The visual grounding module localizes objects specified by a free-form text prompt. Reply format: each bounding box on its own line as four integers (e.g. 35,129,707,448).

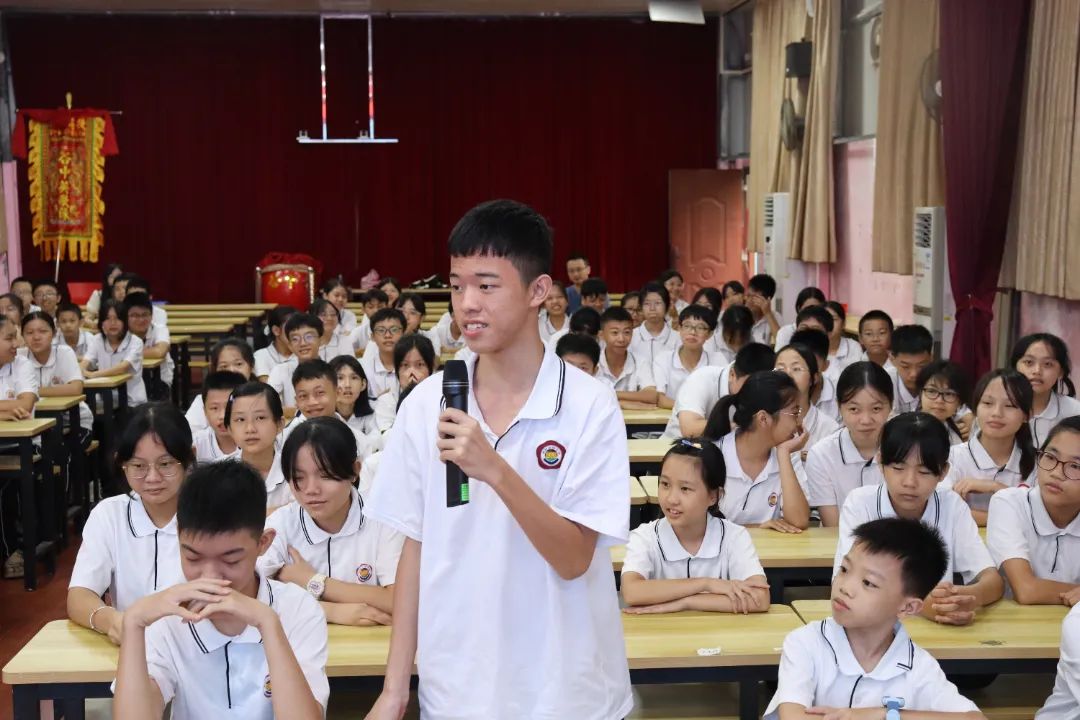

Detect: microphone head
443,359,469,392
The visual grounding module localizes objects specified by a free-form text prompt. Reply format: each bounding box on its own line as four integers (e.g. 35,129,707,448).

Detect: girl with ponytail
703,371,810,532
621,438,771,614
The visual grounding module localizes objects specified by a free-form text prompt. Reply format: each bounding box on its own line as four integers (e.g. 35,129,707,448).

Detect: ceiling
1,0,746,15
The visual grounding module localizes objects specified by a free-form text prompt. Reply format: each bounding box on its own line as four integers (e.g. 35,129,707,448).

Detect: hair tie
678,438,703,450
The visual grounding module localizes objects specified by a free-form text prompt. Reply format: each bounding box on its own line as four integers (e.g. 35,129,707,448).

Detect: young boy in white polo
113,459,328,720
366,199,633,719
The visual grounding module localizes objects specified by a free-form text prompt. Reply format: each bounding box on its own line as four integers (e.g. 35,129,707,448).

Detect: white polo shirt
279,412,375,461
887,366,919,414
193,426,232,463
773,323,795,350
348,322,371,353
860,351,895,373
703,333,736,365
258,488,404,588
751,317,771,345
83,331,147,406
186,395,208,434
1031,391,1080,448
815,375,840,421
661,363,731,440
434,311,466,351
220,448,291,508
367,349,633,719
54,328,93,359
253,344,291,380
805,428,884,509
374,388,399,432
144,323,174,386
130,575,329,719
802,405,839,453
653,347,725,400
318,332,353,362
539,312,570,345
824,337,862,385
835,484,995,584
622,516,764,581
357,450,382,498
716,432,809,525
18,345,91,429
596,349,654,392
630,322,680,367
69,493,183,611
987,486,1080,586
0,354,38,405
267,356,300,408
942,435,1033,513
339,307,358,332
1036,603,1080,719
763,618,978,719
358,344,398,401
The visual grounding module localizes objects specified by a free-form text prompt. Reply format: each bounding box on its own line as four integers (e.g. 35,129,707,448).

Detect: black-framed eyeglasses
921,387,960,403
1037,451,1080,481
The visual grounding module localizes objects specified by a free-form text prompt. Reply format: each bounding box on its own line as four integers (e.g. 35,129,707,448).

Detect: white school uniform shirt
54,328,93,359
348,321,371,352
357,450,381,498
629,322,680,367
1037,603,1080,719
193,426,233,463
152,304,167,327
538,312,570,345
339,307,358,332
420,327,443,356
662,363,731,439
358,344,398,401
825,337,862,384
802,404,840,452
221,448,291,508
653,347,724,400
763,617,978,719
773,322,795,349
716,432,809,525
280,411,375,461
258,488,404,588
886,366,919,414
703,333,736,365
253,344,291,380
622,516,765,582
0,354,39,405
367,350,633,720
987,486,1080,587
941,435,1033,513
185,395,208,433
83,331,147,406
267,356,300,407
815,374,840,421
596,349,655,392
545,327,570,352
318,332,353,362
1031,391,1080,448
374,387,399,432
750,316,771,345
125,574,329,720
144,322,174,386
834,484,995,583
859,350,895,373
805,428,884,509
18,345,92,429
69,493,183,611
434,311,466,351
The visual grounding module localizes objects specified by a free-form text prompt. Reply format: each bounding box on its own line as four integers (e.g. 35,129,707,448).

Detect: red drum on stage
255,253,321,310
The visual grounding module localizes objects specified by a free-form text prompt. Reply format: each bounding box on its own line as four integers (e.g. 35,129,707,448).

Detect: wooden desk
750,526,838,603
0,418,58,590
637,475,659,503
628,438,672,473
622,408,671,434
170,334,192,406
35,395,89,540
630,477,648,506
84,374,132,497
163,303,275,312
792,599,1066,674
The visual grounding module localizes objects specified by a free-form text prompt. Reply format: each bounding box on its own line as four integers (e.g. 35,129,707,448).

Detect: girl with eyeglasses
310,298,353,362
987,415,1080,606
915,360,972,445
774,342,838,458
67,403,193,644
655,305,724,410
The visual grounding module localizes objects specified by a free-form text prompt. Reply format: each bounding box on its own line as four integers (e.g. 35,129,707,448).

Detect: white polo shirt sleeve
986,488,1030,567
620,524,658,579
1038,605,1080,719
68,502,116,594
804,443,838,507
673,366,720,420
257,507,293,577
13,356,38,398
951,501,995,583
374,519,406,585
124,335,144,373
763,624,818,717
53,346,82,385
82,335,101,370
267,364,290,402
253,347,275,379
652,355,672,395
143,621,180,706
833,493,865,576
286,593,331,710
726,523,766,580
632,352,656,390
368,392,427,541
549,390,631,547
908,648,981,711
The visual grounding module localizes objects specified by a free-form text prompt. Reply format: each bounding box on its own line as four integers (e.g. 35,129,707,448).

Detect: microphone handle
445,392,470,507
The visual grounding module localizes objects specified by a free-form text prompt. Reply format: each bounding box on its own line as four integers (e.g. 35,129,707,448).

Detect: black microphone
443,360,470,507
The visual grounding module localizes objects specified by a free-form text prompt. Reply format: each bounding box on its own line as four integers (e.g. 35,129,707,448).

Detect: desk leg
97,391,115,498
42,423,63,553
117,384,129,427
12,684,40,720
180,342,191,407
65,406,87,533
20,438,37,591
57,697,86,720
738,679,759,720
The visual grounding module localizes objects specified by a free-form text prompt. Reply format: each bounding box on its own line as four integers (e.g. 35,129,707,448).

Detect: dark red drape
939,0,1030,380
7,14,716,302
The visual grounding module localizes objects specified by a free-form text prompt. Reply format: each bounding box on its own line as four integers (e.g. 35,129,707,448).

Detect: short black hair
57,301,82,319
281,416,359,486
748,274,777,298
837,360,895,406
282,312,324,338
850,518,948,599
371,307,406,330
1044,415,1080,450
0,293,24,317
569,307,602,336
721,280,745,298
21,310,55,334
1011,333,1076,398
567,252,589,265
691,288,723,319
556,332,601,367
310,298,339,325
32,278,59,293
789,328,829,362
880,411,951,476
124,274,150,294
97,298,129,336
600,306,632,328
825,300,846,323
123,291,153,313
329,355,374,418
225,381,284,426
292,358,336,388
395,291,427,316
114,403,195,485
362,289,389,305
732,343,776,378
210,338,256,377
916,360,971,406
393,333,436,375
620,290,642,307
859,309,895,333
178,459,266,538
721,304,754,345
794,286,826,312
640,281,670,310
891,324,934,357
447,199,553,283
10,276,31,288
201,370,247,400
679,303,717,331
379,277,402,294
796,305,835,334
658,269,683,284
581,278,608,299
267,305,298,330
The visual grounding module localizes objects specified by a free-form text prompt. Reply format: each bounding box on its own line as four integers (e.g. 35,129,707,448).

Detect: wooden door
668,169,747,299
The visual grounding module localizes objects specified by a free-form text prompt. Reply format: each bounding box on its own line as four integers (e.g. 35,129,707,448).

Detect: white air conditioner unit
762,192,808,324
912,206,956,358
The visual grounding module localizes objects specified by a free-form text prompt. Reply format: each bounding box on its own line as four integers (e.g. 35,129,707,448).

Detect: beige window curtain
870,0,944,274
1001,0,1080,300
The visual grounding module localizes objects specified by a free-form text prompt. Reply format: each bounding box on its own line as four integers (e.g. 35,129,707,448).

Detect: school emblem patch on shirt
768,492,779,507
356,564,373,583
263,674,272,698
536,440,565,469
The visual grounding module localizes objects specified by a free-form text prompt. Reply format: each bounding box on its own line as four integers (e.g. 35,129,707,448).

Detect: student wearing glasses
359,308,406,401
267,313,324,413
654,305,725,410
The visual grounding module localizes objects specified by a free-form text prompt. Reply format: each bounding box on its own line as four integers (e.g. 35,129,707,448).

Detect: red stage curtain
7,15,717,302
939,0,1030,379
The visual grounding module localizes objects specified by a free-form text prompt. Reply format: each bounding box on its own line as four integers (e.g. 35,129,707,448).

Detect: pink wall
830,139,914,322
1018,292,1080,357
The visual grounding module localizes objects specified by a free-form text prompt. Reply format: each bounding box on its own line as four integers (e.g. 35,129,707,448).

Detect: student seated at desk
659,269,688,323
9,276,37,315
806,362,892,526
254,305,297,382
630,282,678,365
620,290,644,329
764,517,984,720
0,316,39,578
887,325,935,415
283,360,376,459
0,293,26,348
745,273,779,346
539,281,570,344
773,286,826,351
125,292,173,395
702,370,810,533
433,297,466,353
704,304,753,363
915,361,972,445
661,342,775,440
720,279,745,310
858,309,895,371
31,278,61,320
55,302,93,360
1011,333,1080,448
192,371,246,462
347,289,387,351
943,370,1036,525
358,308,405,402
379,276,401,307
19,312,93,438
330,355,379,439
268,312,323,413
597,307,658,408
790,328,840,421
319,278,357,332
396,291,442,355
774,341,838,455
222,382,289,509
68,404,192,644
258,417,404,626
81,298,147,407
83,262,122,326
113,459,329,720
187,338,256,433
373,334,435,433
823,300,862,383
654,305,724,409
566,305,602,341
311,298,353,362
555,332,601,378
580,277,609,313
621,437,770,614
987,416,1080,605
122,274,166,327
835,413,1004,626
